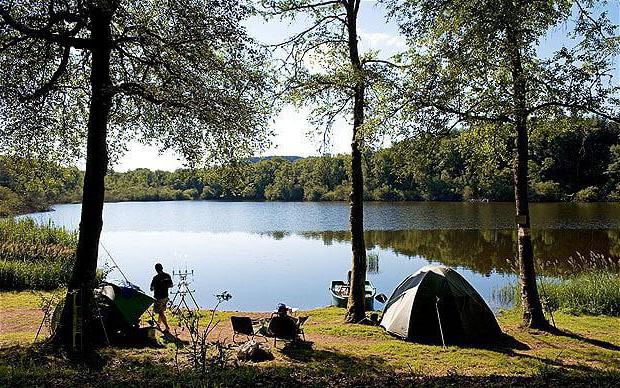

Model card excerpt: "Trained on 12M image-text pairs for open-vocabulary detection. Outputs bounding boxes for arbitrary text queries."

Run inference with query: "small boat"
[330,280,376,310]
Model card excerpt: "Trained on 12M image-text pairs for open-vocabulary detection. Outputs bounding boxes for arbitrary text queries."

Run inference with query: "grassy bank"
[0,219,76,290]
[498,271,620,316]
[1,292,619,387]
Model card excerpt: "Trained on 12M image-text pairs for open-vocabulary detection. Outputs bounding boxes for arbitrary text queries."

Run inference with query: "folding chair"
[297,316,309,341]
[230,316,266,344]
[268,314,309,347]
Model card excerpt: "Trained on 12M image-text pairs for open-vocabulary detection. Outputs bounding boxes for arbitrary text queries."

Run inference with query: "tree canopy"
[0,0,274,166]
[386,0,619,129]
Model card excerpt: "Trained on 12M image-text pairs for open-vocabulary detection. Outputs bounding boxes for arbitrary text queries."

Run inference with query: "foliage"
[387,0,619,129]
[0,218,76,290]
[0,157,82,216]
[574,186,601,202]
[173,291,234,377]
[0,0,275,167]
[530,181,563,202]
[4,117,617,207]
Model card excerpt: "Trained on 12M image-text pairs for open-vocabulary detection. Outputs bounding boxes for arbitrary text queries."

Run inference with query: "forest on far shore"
[1,117,619,216]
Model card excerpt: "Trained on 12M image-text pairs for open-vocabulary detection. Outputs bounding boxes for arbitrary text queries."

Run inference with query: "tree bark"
[345,0,367,323]
[52,4,114,349]
[507,21,549,330]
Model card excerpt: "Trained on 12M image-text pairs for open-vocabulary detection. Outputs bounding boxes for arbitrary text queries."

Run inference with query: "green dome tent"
[380,265,502,344]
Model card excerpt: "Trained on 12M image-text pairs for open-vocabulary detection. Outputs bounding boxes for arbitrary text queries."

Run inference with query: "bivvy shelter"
[99,281,154,327]
[380,265,502,344]
[95,281,155,342]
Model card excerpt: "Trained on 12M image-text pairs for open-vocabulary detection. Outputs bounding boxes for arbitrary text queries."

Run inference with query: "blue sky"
[115,1,619,171]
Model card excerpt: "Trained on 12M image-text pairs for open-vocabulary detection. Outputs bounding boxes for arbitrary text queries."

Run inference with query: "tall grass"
[0,218,77,247]
[541,271,620,316]
[497,271,620,317]
[0,218,76,290]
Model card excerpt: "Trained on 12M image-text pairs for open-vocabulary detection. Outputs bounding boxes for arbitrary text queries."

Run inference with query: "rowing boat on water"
[329,280,376,310]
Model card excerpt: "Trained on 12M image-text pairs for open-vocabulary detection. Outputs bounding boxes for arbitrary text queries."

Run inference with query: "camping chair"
[267,314,309,347]
[230,316,266,344]
[297,316,309,341]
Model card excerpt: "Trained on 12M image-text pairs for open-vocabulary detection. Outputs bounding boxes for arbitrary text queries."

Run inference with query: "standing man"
[150,263,173,333]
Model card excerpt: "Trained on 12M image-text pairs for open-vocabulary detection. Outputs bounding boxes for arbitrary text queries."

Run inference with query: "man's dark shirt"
[151,272,173,299]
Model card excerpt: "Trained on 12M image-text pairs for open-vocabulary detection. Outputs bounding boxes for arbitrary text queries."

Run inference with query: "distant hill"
[248,155,303,163]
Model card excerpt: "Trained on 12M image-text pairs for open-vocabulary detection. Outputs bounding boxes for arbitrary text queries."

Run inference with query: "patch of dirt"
[0,307,43,337]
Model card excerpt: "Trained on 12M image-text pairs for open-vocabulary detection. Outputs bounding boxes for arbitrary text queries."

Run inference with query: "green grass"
[0,218,76,290]
[499,272,620,317]
[1,292,619,387]
[0,290,63,308]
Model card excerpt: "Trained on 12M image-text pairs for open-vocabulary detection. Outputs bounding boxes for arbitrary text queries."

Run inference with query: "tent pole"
[435,297,446,349]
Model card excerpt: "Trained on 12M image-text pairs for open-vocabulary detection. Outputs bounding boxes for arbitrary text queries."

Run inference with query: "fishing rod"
[99,241,130,285]
[99,242,162,332]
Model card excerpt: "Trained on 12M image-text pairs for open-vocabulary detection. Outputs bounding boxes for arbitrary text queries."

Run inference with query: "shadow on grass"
[383,331,531,352]
[547,326,620,351]
[2,341,618,387]
[280,340,391,376]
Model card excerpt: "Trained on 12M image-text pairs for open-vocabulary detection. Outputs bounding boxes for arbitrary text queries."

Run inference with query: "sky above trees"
[115,1,619,172]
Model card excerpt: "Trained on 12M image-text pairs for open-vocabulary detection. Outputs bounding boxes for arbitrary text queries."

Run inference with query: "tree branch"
[430,103,514,124]
[0,6,92,49]
[362,59,407,69]
[22,45,71,101]
[265,0,342,15]
[269,15,345,47]
[574,0,618,41]
[528,101,620,124]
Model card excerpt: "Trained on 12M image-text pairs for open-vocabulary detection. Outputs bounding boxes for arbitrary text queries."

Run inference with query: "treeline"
[1,117,619,214]
[104,118,620,203]
[0,158,82,216]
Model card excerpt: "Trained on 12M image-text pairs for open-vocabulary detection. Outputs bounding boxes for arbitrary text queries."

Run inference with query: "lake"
[22,201,620,311]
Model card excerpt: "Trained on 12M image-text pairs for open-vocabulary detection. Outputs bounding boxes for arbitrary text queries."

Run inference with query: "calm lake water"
[22,201,620,311]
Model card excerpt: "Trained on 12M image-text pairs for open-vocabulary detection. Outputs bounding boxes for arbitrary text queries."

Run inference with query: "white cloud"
[114,143,184,172]
[263,105,351,157]
[358,30,407,54]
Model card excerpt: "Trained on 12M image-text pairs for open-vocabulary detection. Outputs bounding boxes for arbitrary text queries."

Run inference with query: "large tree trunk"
[507,22,549,330]
[345,0,367,323]
[52,4,114,349]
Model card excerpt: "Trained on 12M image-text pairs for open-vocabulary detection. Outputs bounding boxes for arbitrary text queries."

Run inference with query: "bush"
[321,184,350,201]
[0,187,24,217]
[461,186,474,201]
[370,186,404,201]
[530,181,563,202]
[304,186,327,201]
[182,188,199,200]
[574,186,600,202]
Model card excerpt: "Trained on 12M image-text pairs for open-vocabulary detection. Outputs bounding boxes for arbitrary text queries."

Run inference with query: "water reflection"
[367,253,380,274]
[300,229,620,276]
[20,202,620,311]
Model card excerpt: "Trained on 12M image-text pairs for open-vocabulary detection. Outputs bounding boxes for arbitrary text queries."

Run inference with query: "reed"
[0,218,76,290]
[496,271,620,317]
[541,271,620,316]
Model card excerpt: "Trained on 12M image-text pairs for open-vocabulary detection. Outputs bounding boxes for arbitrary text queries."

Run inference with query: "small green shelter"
[99,282,154,327]
[380,265,502,344]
